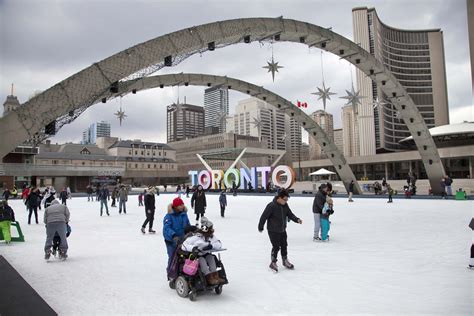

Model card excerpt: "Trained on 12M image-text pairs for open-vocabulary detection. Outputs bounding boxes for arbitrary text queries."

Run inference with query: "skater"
[66,186,71,199]
[141,187,156,233]
[86,185,93,201]
[98,186,110,216]
[191,185,206,225]
[118,185,128,214]
[258,189,302,272]
[44,199,70,260]
[26,187,41,224]
[320,195,334,241]
[387,184,394,203]
[163,197,190,266]
[176,184,181,193]
[2,188,11,201]
[0,200,15,244]
[111,187,117,207]
[52,223,71,257]
[21,185,30,204]
[181,217,225,285]
[312,183,328,241]
[42,187,56,208]
[382,177,387,189]
[185,185,190,198]
[232,180,237,196]
[444,175,453,196]
[348,180,355,202]
[219,190,227,218]
[138,191,144,206]
[59,188,68,205]
[469,218,474,269]
[11,186,18,199]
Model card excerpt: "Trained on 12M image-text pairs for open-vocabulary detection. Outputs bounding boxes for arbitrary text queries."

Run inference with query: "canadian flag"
[297,100,308,108]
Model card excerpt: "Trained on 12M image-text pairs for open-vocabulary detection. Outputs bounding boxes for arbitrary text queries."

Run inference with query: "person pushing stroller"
[181,217,225,285]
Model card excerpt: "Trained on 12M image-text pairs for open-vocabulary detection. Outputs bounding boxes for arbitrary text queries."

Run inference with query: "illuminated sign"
[188,165,296,190]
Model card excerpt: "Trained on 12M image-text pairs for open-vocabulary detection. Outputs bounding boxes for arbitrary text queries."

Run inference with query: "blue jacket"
[219,193,227,206]
[163,204,190,242]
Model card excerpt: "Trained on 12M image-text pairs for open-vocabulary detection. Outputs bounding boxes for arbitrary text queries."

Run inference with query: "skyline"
[0,0,471,144]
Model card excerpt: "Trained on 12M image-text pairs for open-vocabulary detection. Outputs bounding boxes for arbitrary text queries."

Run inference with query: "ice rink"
[1,194,472,315]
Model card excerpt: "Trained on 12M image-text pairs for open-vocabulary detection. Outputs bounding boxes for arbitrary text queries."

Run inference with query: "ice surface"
[1,195,473,315]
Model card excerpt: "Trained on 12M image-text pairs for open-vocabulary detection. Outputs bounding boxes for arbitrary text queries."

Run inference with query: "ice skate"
[148,229,156,234]
[269,261,278,272]
[313,237,321,242]
[59,251,68,260]
[282,258,294,270]
[141,227,146,234]
[44,250,51,260]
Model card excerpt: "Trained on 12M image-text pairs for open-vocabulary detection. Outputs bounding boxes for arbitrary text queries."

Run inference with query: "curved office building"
[353,7,449,152]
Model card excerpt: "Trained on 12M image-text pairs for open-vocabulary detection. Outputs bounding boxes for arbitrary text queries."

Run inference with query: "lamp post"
[298,141,302,181]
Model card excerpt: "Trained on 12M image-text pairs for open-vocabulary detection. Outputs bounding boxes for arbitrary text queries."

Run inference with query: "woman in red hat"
[163,197,191,266]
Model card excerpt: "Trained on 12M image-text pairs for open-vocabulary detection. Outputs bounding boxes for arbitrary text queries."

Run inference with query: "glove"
[172,236,180,243]
[202,243,212,251]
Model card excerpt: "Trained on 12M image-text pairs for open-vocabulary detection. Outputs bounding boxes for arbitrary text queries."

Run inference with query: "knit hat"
[200,216,213,232]
[172,197,184,208]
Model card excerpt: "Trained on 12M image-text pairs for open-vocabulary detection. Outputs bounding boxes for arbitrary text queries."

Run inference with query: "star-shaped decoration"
[279,133,287,141]
[311,82,336,111]
[251,117,262,129]
[114,108,127,126]
[340,85,366,113]
[372,97,389,109]
[263,55,283,82]
[395,111,402,120]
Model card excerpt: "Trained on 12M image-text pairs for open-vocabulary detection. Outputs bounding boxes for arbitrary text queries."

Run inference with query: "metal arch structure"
[0,17,445,194]
[99,73,362,193]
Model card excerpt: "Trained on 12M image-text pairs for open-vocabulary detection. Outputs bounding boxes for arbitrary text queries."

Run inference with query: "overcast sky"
[0,0,471,144]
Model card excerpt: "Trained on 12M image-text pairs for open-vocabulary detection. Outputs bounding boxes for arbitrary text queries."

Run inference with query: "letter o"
[271,165,296,189]
[198,170,212,190]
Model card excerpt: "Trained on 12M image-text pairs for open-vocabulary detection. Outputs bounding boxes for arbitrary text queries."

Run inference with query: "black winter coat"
[26,191,40,208]
[191,191,206,214]
[258,197,300,233]
[144,193,155,211]
[312,190,327,214]
[0,204,15,222]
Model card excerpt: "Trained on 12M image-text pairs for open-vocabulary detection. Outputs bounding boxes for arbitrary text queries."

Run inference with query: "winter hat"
[49,187,56,194]
[200,216,213,232]
[172,197,184,208]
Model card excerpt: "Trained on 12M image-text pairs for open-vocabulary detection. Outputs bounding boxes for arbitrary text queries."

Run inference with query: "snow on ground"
[1,195,473,315]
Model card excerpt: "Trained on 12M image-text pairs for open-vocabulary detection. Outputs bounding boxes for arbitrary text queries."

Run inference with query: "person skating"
[118,185,128,214]
[320,195,334,242]
[2,188,11,201]
[469,218,474,269]
[163,197,191,266]
[387,184,394,203]
[191,185,206,225]
[219,190,227,218]
[141,187,156,233]
[181,217,225,285]
[0,200,16,244]
[138,191,144,206]
[26,188,41,224]
[312,183,328,241]
[86,185,93,202]
[98,186,110,216]
[59,188,68,205]
[44,199,70,260]
[185,185,190,198]
[111,187,117,207]
[258,189,302,272]
[232,180,237,196]
[348,180,355,202]
[42,187,56,209]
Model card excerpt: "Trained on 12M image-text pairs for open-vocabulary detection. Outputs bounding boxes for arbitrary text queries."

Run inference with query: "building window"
[82,162,85,165]
[135,164,138,168]
[148,164,150,168]
[160,165,162,169]
[164,152,167,156]
[135,150,138,155]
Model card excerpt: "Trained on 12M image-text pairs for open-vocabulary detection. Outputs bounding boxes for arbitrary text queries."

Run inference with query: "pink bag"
[183,258,199,276]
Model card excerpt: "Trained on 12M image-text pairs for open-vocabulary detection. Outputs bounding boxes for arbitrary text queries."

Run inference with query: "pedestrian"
[469,218,474,269]
[59,187,68,205]
[348,180,355,202]
[387,184,394,203]
[2,188,11,201]
[111,187,117,207]
[444,175,453,196]
[185,185,190,198]
[312,183,328,241]
[118,185,128,214]
[26,188,41,224]
[440,178,447,199]
[320,194,334,242]
[66,186,72,199]
[0,200,15,244]
[219,190,227,218]
[98,186,110,216]
[258,189,302,272]
[163,197,191,267]
[141,186,156,234]
[138,191,144,206]
[191,185,207,225]
[86,185,93,202]
[44,199,70,260]
[232,180,237,196]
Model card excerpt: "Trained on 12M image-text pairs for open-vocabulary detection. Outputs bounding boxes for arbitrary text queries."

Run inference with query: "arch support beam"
[0,17,444,194]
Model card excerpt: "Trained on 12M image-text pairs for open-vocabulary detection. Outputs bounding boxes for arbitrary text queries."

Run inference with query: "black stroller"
[168,247,229,301]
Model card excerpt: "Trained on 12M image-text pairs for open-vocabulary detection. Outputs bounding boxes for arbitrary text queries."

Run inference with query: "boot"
[212,271,226,284]
[149,229,156,234]
[141,227,146,234]
[206,273,219,285]
[44,250,51,260]
[282,257,294,269]
[269,261,278,272]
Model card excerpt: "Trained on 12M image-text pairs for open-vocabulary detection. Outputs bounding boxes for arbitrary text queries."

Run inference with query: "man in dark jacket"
[26,188,41,224]
[258,189,302,272]
[312,183,328,241]
[141,187,156,233]
[348,180,355,202]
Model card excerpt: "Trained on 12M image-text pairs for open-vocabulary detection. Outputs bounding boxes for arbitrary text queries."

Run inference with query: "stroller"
[52,223,71,257]
[167,245,229,301]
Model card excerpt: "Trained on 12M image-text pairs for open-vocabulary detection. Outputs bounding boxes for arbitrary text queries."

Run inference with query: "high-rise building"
[309,110,334,160]
[333,128,344,154]
[204,85,229,134]
[82,121,111,144]
[167,103,205,143]
[353,7,449,152]
[342,105,359,157]
[227,98,302,163]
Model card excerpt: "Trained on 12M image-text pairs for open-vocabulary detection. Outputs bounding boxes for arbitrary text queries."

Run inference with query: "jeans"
[100,199,109,215]
[45,222,68,253]
[119,200,127,213]
[268,231,288,262]
[313,213,321,239]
